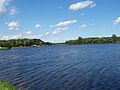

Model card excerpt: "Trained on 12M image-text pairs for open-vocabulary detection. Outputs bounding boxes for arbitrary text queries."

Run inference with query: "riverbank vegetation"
[0,81,15,90]
[65,34,119,45]
[0,38,52,48]
[0,34,119,48]
[0,47,11,50]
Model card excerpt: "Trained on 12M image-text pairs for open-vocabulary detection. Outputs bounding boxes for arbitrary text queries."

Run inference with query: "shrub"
[0,81,15,90]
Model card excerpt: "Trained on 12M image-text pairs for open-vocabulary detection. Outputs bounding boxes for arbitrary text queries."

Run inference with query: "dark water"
[0,44,120,90]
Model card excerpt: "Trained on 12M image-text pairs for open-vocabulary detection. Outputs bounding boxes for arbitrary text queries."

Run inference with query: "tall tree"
[112,34,117,43]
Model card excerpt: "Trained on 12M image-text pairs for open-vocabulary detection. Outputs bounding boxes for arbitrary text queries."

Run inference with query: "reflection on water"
[0,44,120,90]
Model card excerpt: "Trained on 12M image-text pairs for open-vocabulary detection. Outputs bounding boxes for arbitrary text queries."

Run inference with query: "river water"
[0,44,120,90]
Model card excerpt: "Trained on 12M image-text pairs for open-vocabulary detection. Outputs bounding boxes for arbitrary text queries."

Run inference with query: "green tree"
[65,34,120,45]
[112,34,117,43]
[78,37,83,44]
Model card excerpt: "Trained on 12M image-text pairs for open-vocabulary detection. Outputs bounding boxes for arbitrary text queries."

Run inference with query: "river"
[0,44,120,90]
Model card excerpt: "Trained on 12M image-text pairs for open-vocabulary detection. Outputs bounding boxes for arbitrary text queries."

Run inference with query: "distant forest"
[0,39,52,48]
[0,34,119,48]
[65,34,119,45]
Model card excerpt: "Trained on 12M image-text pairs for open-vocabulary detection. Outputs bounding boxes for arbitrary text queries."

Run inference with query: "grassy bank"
[0,47,11,50]
[0,81,15,90]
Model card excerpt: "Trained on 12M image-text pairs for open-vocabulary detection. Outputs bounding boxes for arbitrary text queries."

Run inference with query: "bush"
[0,81,15,90]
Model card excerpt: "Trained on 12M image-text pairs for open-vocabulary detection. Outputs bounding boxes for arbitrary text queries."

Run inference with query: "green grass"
[0,81,15,90]
[0,47,11,50]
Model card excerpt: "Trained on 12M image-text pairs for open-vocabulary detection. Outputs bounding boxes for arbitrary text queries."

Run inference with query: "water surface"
[0,44,120,90]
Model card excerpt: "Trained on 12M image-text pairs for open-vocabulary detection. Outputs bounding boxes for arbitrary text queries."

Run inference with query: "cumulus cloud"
[35,24,41,28]
[0,0,18,16]
[79,24,87,30]
[0,0,11,15]
[69,0,96,10]
[46,27,68,35]
[7,21,19,30]
[113,17,120,25]
[26,31,32,35]
[53,20,77,27]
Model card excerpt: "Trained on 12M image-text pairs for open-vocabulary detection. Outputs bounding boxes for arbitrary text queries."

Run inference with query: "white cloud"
[79,24,87,30]
[69,0,96,10]
[11,35,21,39]
[7,21,19,30]
[51,27,68,34]
[26,31,32,35]
[54,20,77,27]
[23,35,40,39]
[1,33,41,40]
[113,17,120,25]
[1,34,22,40]
[45,27,68,35]
[0,0,10,15]
[35,24,41,28]
[8,21,19,27]
[90,3,96,7]
[45,32,50,35]
[15,28,19,30]
[9,7,18,16]
[39,34,44,37]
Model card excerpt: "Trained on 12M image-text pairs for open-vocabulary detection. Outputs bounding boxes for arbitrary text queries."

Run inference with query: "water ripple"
[1,44,120,90]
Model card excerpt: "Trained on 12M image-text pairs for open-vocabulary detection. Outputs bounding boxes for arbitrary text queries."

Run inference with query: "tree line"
[65,34,119,45]
[0,38,52,48]
[0,34,119,48]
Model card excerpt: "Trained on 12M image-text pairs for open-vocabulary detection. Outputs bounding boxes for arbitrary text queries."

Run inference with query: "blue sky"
[0,0,120,43]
